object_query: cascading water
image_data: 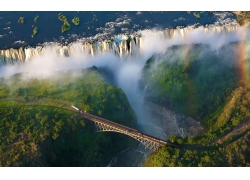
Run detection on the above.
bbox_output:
[0,24,240,67]
[2,23,249,166]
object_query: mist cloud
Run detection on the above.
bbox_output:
[1,26,250,138]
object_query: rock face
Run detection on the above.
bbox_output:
[142,101,204,140]
[0,24,239,66]
[107,100,205,167]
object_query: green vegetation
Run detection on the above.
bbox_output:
[58,13,71,33]
[58,13,67,22]
[193,13,200,19]
[140,43,242,132]
[0,68,137,166]
[140,42,250,166]
[18,17,25,24]
[61,21,70,33]
[34,15,39,23]
[145,130,250,167]
[31,26,38,38]
[235,11,250,26]
[72,17,80,26]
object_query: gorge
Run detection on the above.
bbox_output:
[1,11,250,167]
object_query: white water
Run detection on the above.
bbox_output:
[0,24,244,67]
[1,25,250,135]
[2,24,250,166]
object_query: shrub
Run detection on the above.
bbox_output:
[34,15,39,23]
[72,17,80,26]
[193,13,200,19]
[58,13,71,33]
[18,17,25,24]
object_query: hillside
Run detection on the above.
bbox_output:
[0,67,137,166]
[140,42,250,166]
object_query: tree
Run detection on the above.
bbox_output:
[80,120,85,127]
[72,17,80,25]
[23,96,29,102]
[52,133,59,140]
[18,17,25,24]
[15,89,21,96]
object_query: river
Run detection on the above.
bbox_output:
[0,11,239,167]
[0,11,237,49]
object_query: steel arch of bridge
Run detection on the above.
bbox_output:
[70,104,169,152]
[94,121,164,152]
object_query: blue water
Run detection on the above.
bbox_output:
[0,11,236,49]
[0,11,239,167]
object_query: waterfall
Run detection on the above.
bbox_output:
[0,24,239,67]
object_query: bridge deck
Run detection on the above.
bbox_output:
[78,109,168,146]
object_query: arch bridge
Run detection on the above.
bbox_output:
[71,105,177,152]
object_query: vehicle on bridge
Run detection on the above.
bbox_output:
[71,105,79,111]
[73,104,175,151]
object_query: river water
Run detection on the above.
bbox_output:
[0,11,237,49]
[0,11,239,166]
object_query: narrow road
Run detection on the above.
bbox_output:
[0,97,169,151]
[1,97,250,150]
[206,119,250,145]
[171,119,250,149]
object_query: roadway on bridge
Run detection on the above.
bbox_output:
[78,109,168,146]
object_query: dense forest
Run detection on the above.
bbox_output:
[2,40,250,167]
[145,130,250,166]
[140,42,250,166]
[0,67,137,166]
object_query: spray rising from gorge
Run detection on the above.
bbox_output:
[1,24,250,140]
